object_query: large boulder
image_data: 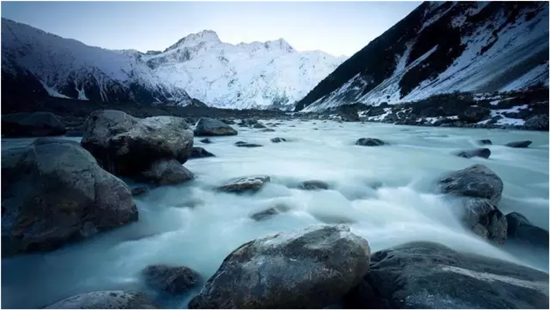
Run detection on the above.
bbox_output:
[455,148,491,159]
[343,242,549,309]
[45,291,158,309]
[2,112,66,137]
[189,225,370,309]
[142,264,202,295]
[523,115,549,131]
[139,159,194,185]
[194,117,238,136]
[81,110,193,178]
[506,212,549,249]
[190,147,215,159]
[336,105,360,122]
[439,164,503,205]
[217,175,270,194]
[461,198,507,243]
[2,139,137,257]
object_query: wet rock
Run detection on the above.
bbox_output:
[506,212,549,249]
[45,291,159,309]
[461,198,507,243]
[199,138,212,144]
[139,159,194,185]
[343,241,549,309]
[2,140,137,257]
[194,117,238,136]
[439,164,503,205]
[217,175,270,194]
[356,138,386,146]
[131,186,149,197]
[299,180,330,190]
[478,139,492,145]
[270,137,286,143]
[262,128,276,132]
[190,147,215,159]
[81,110,193,179]
[2,112,66,137]
[239,119,258,127]
[523,115,549,131]
[235,141,262,148]
[250,204,291,221]
[455,148,491,159]
[142,264,201,295]
[189,225,370,309]
[505,140,532,148]
[253,123,266,129]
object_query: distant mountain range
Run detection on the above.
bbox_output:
[1,18,345,109]
[296,2,549,112]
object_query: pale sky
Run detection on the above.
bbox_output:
[1,1,421,57]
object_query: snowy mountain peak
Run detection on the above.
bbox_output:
[165,29,221,52]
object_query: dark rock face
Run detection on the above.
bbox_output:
[131,186,149,197]
[189,225,370,309]
[194,117,238,136]
[139,159,194,185]
[2,112,66,137]
[506,212,549,249]
[2,139,137,257]
[356,138,386,146]
[524,115,549,130]
[337,105,360,122]
[217,175,270,194]
[142,264,201,295]
[506,140,532,148]
[270,137,286,143]
[190,147,215,159]
[199,138,212,144]
[235,141,262,148]
[478,139,492,145]
[81,110,193,179]
[439,164,503,205]
[299,180,330,190]
[45,291,159,309]
[455,148,491,159]
[343,242,549,309]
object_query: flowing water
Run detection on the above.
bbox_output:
[2,120,549,308]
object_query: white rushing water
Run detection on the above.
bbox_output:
[2,120,549,308]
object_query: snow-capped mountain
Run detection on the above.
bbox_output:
[296,2,549,112]
[1,18,193,105]
[140,30,346,109]
[1,18,346,109]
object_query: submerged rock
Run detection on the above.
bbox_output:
[252,122,266,129]
[250,204,291,221]
[2,112,66,137]
[45,291,158,309]
[81,110,193,179]
[217,175,270,194]
[189,225,370,309]
[2,140,137,257]
[194,117,238,136]
[299,180,330,190]
[356,138,386,146]
[343,241,549,309]
[235,141,262,148]
[199,138,212,144]
[139,159,194,185]
[439,164,503,205]
[506,212,549,249]
[262,128,276,132]
[270,137,286,143]
[142,264,201,295]
[131,186,149,197]
[455,148,491,159]
[505,140,532,148]
[478,139,492,145]
[190,147,215,159]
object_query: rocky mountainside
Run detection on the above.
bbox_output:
[1,19,345,109]
[296,2,549,112]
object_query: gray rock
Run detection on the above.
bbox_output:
[194,117,238,136]
[131,186,149,197]
[2,112,66,137]
[343,241,549,309]
[2,140,137,257]
[461,198,507,243]
[458,106,490,123]
[270,137,286,143]
[252,123,266,129]
[189,225,370,309]
[262,128,276,132]
[523,115,549,131]
[506,212,549,249]
[142,264,201,295]
[356,138,385,146]
[190,147,215,159]
[439,164,503,205]
[139,159,194,185]
[478,139,492,145]
[45,291,158,309]
[235,141,262,148]
[81,110,193,178]
[455,148,491,159]
[217,175,270,194]
[505,140,532,148]
[299,180,330,190]
[249,204,291,221]
[199,138,212,144]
